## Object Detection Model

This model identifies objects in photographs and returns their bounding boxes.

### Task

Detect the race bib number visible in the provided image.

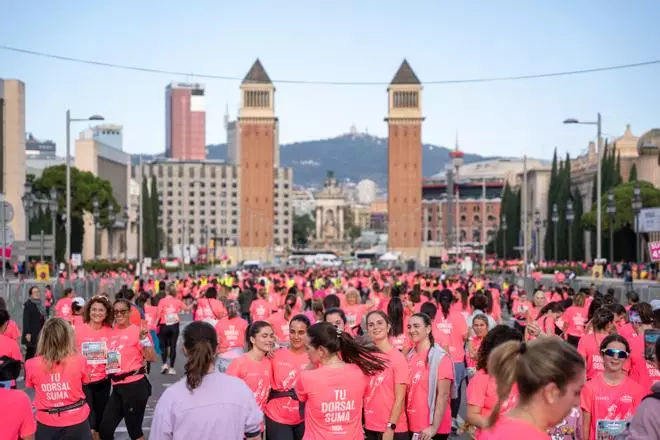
[596,420,627,440]
[106,351,121,374]
[81,341,108,365]
[165,313,178,325]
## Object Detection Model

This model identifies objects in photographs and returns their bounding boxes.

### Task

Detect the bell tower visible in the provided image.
[238,59,276,252]
[386,60,423,257]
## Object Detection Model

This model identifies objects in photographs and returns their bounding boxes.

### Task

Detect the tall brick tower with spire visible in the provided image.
[386,60,424,259]
[238,59,277,255]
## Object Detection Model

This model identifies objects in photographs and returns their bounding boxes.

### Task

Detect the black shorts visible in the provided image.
[36,419,92,440]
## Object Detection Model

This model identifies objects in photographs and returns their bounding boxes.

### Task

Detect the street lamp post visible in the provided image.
[107,203,116,260]
[22,181,34,241]
[551,203,559,262]
[563,113,602,260]
[606,190,616,264]
[534,209,542,263]
[66,111,104,273]
[49,189,58,266]
[92,198,100,259]
[501,215,507,260]
[566,199,575,262]
[632,183,642,262]
[123,205,129,261]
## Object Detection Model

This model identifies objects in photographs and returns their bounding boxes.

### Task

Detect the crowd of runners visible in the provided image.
[0,268,659,439]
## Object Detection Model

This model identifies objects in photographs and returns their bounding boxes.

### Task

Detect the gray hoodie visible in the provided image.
[625,381,660,440]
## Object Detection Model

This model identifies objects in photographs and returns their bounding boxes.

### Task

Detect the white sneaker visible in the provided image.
[167,367,176,375]
[160,364,168,374]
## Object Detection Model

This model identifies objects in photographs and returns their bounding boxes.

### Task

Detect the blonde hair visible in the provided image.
[486,336,584,427]
[36,318,76,370]
[345,288,360,304]
[572,292,586,307]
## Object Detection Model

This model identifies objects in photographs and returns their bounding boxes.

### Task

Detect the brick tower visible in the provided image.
[386,60,423,259]
[238,59,276,256]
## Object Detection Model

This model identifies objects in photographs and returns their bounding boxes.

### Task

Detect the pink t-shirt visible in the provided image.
[466,336,483,369]
[144,304,158,331]
[406,349,454,434]
[0,333,22,360]
[25,354,90,427]
[74,323,111,383]
[480,416,549,440]
[466,370,519,439]
[264,349,309,425]
[194,298,226,326]
[157,296,185,325]
[226,354,272,410]
[250,298,272,322]
[627,333,660,391]
[580,374,645,440]
[0,388,36,440]
[106,324,149,385]
[364,347,409,433]
[215,316,248,352]
[296,363,367,440]
[2,320,20,341]
[577,332,608,380]
[55,298,73,321]
[344,304,370,329]
[70,315,84,330]
[433,311,468,361]
[563,306,589,338]
[390,333,409,352]
[267,312,291,344]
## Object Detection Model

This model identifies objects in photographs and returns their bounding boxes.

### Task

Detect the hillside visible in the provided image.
[133,133,490,187]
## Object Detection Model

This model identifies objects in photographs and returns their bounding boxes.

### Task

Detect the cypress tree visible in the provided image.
[628,163,638,182]
[150,176,160,258]
[545,148,559,260]
[141,177,153,259]
[571,188,584,261]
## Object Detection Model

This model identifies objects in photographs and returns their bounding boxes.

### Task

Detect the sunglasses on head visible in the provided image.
[601,348,629,360]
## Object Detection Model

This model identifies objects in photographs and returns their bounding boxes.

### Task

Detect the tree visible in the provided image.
[31,165,118,262]
[544,148,559,260]
[292,214,315,248]
[150,176,161,257]
[343,206,362,243]
[582,181,660,260]
[629,163,638,182]
[141,177,154,258]
[571,189,585,261]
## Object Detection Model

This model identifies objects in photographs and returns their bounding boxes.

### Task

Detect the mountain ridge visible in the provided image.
[132,132,492,187]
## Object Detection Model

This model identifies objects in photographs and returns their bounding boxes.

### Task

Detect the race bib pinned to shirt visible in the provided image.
[596,420,627,439]
[81,341,108,365]
[106,351,121,374]
[165,313,179,326]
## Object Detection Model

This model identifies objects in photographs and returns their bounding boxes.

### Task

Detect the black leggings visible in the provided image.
[83,378,111,432]
[36,420,92,440]
[566,334,580,347]
[265,415,304,440]
[99,377,151,440]
[365,430,411,439]
[158,323,180,367]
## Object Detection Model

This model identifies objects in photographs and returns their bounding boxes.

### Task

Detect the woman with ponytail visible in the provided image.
[433,289,468,427]
[295,321,387,439]
[151,321,263,439]
[264,314,311,440]
[466,325,522,439]
[576,307,615,380]
[406,312,455,440]
[480,337,585,439]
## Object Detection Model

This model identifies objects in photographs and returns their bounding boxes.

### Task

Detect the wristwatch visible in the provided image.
[386,422,396,431]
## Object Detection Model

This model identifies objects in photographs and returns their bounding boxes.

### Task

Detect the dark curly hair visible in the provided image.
[476,324,523,372]
[82,296,114,327]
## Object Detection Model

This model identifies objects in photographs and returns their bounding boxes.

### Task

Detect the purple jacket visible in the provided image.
[625,382,660,440]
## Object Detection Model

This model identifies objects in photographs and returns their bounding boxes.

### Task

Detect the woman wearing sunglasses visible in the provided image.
[580,334,645,440]
[98,299,156,440]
